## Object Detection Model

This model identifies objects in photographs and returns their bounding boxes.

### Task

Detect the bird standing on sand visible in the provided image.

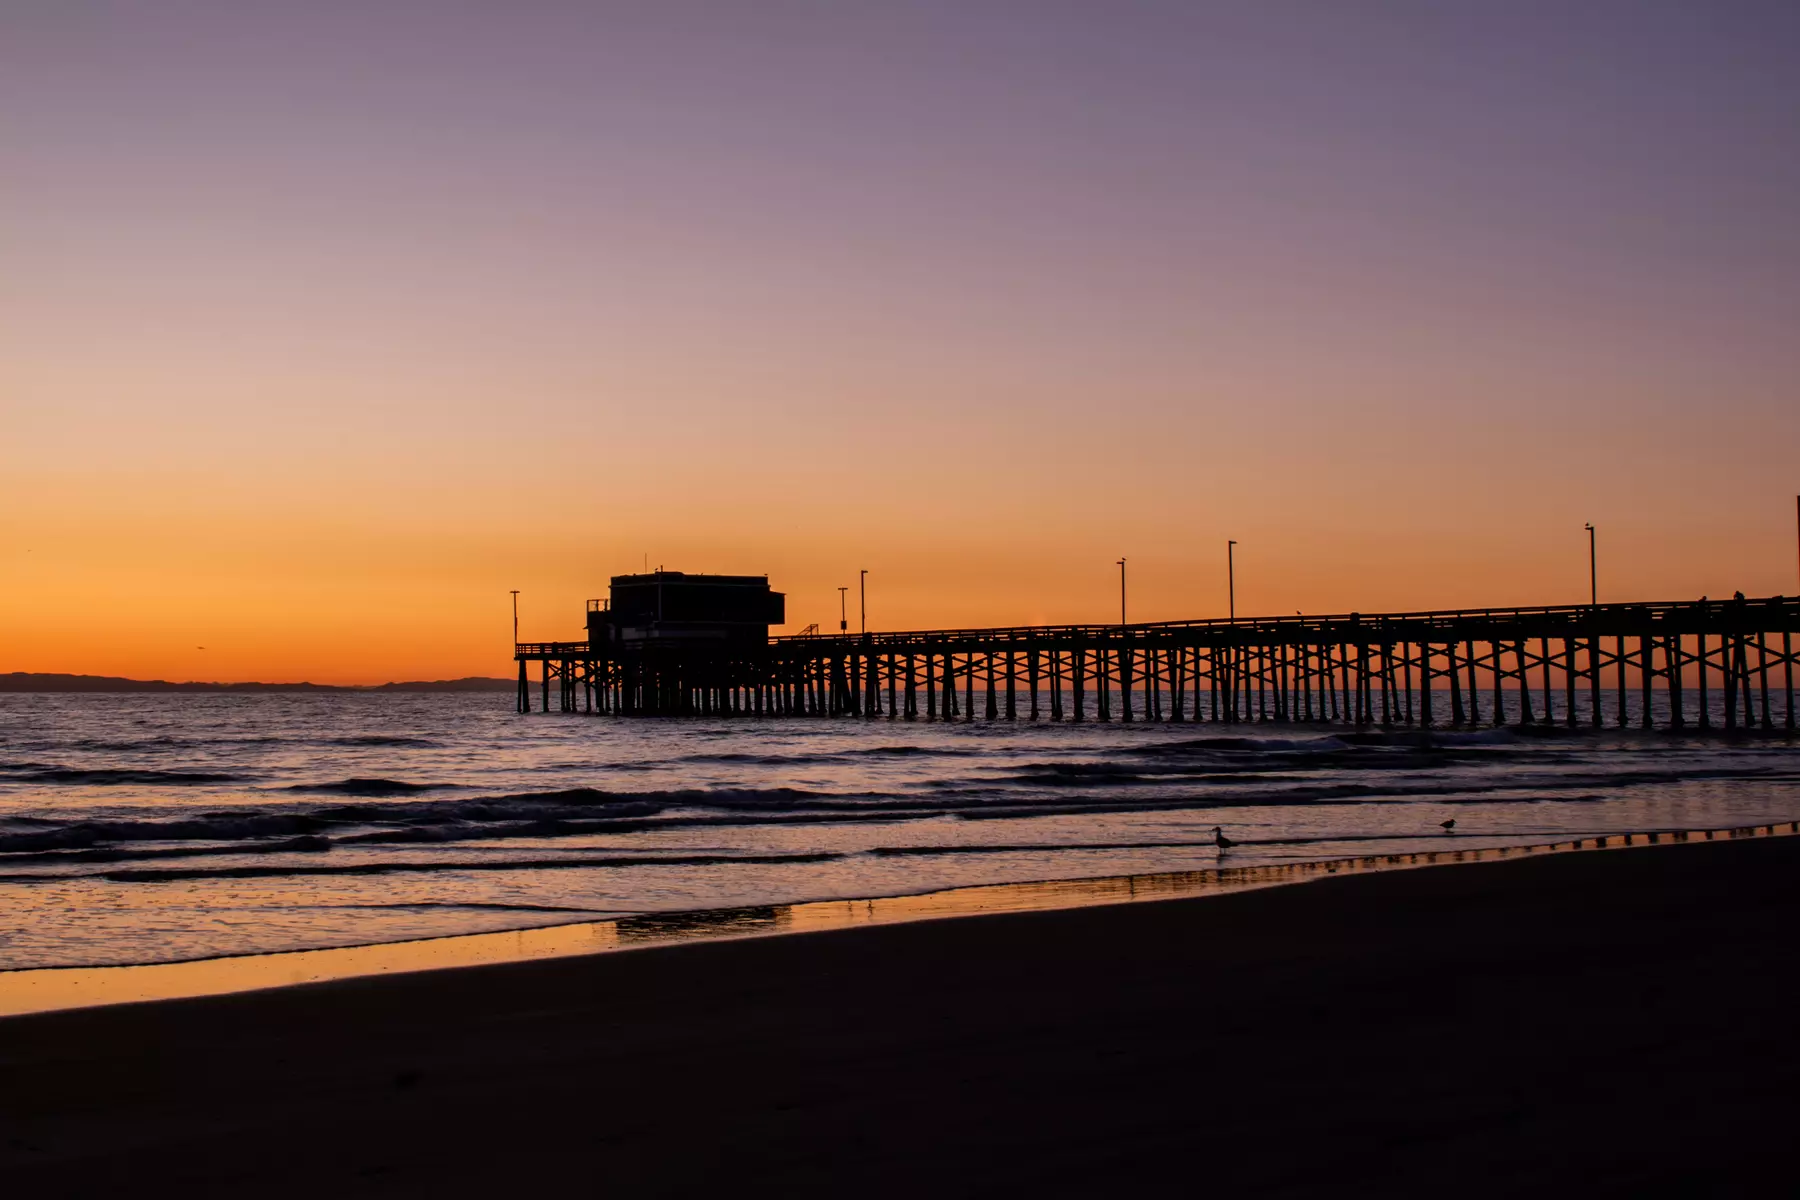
[1440,819,1456,833]
[1212,825,1236,854]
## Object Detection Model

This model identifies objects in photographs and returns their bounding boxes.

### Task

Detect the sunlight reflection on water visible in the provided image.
[2,692,1797,968]
[3,820,1790,1018]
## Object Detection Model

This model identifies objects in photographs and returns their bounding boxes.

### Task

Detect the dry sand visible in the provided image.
[2,834,1796,1196]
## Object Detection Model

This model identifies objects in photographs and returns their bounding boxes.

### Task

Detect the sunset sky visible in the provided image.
[4,1,1798,683]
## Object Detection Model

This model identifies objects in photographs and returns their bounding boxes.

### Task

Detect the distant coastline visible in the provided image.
[0,673,514,694]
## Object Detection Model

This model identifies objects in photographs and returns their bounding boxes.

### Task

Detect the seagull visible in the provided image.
[1440,818,1456,833]
[1212,825,1236,854]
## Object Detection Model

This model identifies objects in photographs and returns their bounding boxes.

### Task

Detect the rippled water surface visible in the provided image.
[2,692,1797,968]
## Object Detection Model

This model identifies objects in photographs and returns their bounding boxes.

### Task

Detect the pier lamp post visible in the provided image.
[839,587,849,634]
[1584,524,1597,607]
[510,590,519,646]
[1227,541,1237,621]
[860,569,868,635]
[1117,558,1127,625]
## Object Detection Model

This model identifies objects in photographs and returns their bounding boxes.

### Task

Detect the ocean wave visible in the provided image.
[37,736,287,752]
[845,744,986,758]
[7,804,975,860]
[1127,735,1352,755]
[675,743,983,767]
[0,785,910,857]
[1005,753,1358,779]
[287,777,450,796]
[342,900,626,914]
[0,765,248,786]
[1334,728,1522,748]
[1426,728,1521,746]
[870,830,1475,856]
[66,850,844,883]
[0,834,335,866]
[1125,731,1539,759]
[322,735,444,749]
[0,813,333,854]
[62,739,189,753]
[947,781,1635,821]
[3,759,1784,867]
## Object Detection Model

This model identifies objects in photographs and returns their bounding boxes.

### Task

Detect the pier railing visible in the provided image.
[514,594,1799,731]
[769,595,1800,646]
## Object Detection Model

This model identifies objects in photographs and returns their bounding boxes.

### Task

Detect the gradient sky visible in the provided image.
[4,1,1798,682]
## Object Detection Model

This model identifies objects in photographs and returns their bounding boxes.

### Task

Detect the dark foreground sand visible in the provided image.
[2,836,1797,1197]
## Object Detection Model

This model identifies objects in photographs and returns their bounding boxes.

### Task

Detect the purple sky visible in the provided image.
[5,2,1799,676]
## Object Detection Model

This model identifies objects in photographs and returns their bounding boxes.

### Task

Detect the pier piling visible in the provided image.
[512,595,1799,731]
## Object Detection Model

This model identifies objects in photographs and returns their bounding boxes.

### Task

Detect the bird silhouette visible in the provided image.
[1212,825,1236,854]
[1440,818,1456,833]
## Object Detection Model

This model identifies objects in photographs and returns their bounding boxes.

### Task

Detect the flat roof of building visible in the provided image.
[608,571,773,587]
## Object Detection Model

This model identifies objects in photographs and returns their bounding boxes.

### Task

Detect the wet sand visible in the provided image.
[2,834,1796,1196]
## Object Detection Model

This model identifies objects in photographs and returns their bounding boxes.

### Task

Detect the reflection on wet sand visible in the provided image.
[2,821,1794,1018]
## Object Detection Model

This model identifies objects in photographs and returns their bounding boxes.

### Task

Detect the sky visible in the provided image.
[3,1,1798,683]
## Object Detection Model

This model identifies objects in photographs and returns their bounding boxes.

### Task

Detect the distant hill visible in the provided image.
[0,673,516,694]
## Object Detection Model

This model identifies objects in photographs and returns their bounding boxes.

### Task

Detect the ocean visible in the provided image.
[1,690,1797,970]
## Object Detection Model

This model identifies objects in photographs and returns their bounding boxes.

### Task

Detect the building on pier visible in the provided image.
[588,571,784,648]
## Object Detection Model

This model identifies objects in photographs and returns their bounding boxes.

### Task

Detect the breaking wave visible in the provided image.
[0,764,248,786]
[287,778,450,796]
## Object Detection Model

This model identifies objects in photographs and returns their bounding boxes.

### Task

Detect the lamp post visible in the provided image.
[1584,523,1597,606]
[510,590,519,646]
[1117,558,1127,625]
[860,569,868,635]
[1227,541,1237,621]
[838,587,849,634]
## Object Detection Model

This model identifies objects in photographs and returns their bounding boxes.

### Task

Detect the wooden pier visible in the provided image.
[517,594,1800,732]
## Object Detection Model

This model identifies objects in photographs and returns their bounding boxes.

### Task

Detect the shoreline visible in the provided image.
[2,829,1796,1193]
[4,818,1793,1019]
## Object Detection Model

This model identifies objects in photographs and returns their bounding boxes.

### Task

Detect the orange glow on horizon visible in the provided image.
[5,7,1798,684]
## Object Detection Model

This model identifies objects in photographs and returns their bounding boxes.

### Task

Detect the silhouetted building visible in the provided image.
[588,571,785,649]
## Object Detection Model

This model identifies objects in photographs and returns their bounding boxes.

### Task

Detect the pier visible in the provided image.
[517,584,1799,732]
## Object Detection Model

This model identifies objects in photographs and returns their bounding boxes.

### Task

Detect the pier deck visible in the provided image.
[516,594,1800,731]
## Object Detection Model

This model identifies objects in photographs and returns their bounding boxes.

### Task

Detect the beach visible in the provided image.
[2,832,1794,1195]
